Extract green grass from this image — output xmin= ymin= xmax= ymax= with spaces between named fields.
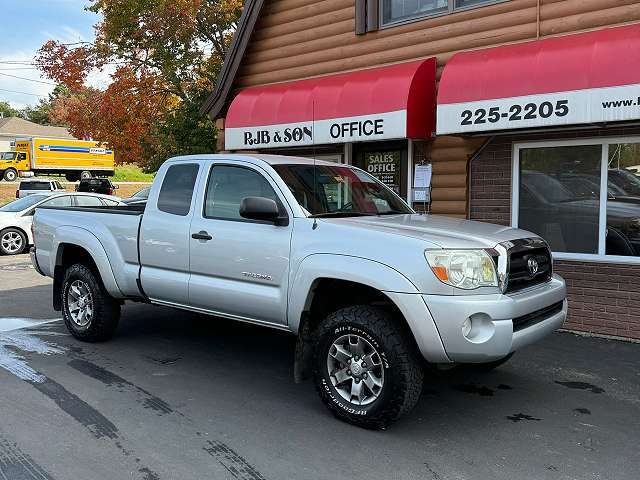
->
xmin=112 ymin=164 xmax=155 ymax=182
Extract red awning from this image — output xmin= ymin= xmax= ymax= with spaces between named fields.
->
xmin=225 ymin=59 xmax=436 ymax=150
xmin=437 ymin=24 xmax=640 ymax=135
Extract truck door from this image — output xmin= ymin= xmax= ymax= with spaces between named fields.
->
xmin=139 ymin=162 xmax=201 ymax=305
xmin=188 ymin=161 xmax=293 ymax=326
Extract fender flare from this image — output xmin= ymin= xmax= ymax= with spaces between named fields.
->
xmin=288 ymin=254 xmax=419 ymax=334
xmin=51 ymin=226 xmax=123 ymax=299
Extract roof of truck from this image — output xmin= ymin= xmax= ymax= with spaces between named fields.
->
xmin=166 ymin=154 xmax=340 ymax=167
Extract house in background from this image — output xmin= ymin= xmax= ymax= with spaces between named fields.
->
xmin=0 ymin=117 xmax=73 ymax=152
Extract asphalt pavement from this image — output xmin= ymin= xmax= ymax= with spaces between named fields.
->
xmin=0 ymin=253 xmax=639 ymax=480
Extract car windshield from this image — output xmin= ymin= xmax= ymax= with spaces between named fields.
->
xmin=0 ymin=152 xmax=17 ymax=160
xmin=0 ymin=195 xmax=47 ymax=212
xmin=273 ymin=164 xmax=413 ymax=217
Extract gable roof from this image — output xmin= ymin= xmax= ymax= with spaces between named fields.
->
xmin=0 ymin=117 xmax=74 ymax=139
xmin=200 ymin=0 xmax=265 ymax=119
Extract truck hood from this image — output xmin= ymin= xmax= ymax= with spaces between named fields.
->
xmin=323 ymin=214 xmax=536 ymax=249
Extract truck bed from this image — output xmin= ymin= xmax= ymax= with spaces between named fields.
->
xmin=33 ymin=204 xmax=145 ymax=298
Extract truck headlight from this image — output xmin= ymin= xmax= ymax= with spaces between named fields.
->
xmin=425 ymin=249 xmax=498 ymax=290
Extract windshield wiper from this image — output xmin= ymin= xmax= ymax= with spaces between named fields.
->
xmin=309 ymin=212 xmax=374 ymax=218
xmin=377 ymin=210 xmax=408 ymax=216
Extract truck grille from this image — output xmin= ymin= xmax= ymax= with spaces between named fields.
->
xmin=512 ymin=301 xmax=564 ymax=332
xmin=506 ymin=240 xmax=552 ymax=294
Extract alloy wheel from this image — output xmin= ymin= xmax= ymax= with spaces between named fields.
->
xmin=67 ymin=280 xmax=94 ymax=327
xmin=1 ymin=231 xmax=23 ymax=254
xmin=326 ymin=334 xmax=385 ymax=406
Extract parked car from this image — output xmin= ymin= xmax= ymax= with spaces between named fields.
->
xmin=521 ymin=171 xmax=640 ymax=256
xmin=16 ymin=178 xmax=65 ymax=198
xmin=76 ymin=178 xmax=118 ymax=195
xmin=31 ymin=154 xmax=567 ymax=429
xmin=0 ymin=192 xmax=122 ymax=255
xmin=122 ymin=186 xmax=151 ymax=205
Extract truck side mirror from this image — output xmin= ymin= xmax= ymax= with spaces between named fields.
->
xmin=240 ymin=196 xmax=286 ymax=225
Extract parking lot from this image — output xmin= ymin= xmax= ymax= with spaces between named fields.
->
xmin=1 ymin=253 xmax=639 ymax=480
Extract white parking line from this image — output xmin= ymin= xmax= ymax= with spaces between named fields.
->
xmin=0 ymin=318 xmax=61 ymax=333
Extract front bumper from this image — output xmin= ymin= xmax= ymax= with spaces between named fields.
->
xmin=422 ymin=275 xmax=567 ymax=363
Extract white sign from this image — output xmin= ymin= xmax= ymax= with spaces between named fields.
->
xmin=413 ymin=163 xmax=432 ymax=188
xmin=437 ymin=83 xmax=640 ymax=135
xmin=225 ymin=110 xmax=407 ymax=150
xmin=89 ymin=147 xmax=107 ymax=155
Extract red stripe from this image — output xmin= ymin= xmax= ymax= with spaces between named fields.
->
xmin=438 ymin=23 xmax=640 ymax=105
xmin=226 ymin=59 xmax=436 ymax=139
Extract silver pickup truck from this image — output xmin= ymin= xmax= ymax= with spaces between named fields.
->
xmin=31 ymin=154 xmax=567 ymax=429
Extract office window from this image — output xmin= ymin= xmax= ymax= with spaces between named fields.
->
xmin=381 ymin=0 xmax=504 ymax=26
xmin=513 ymin=140 xmax=640 ymax=261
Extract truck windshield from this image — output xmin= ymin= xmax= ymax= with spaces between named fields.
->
xmin=273 ymin=164 xmax=413 ymax=217
xmin=0 ymin=152 xmax=17 ymax=160
xmin=0 ymin=195 xmax=47 ymax=212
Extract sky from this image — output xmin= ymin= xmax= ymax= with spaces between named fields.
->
xmin=0 ymin=0 xmax=110 ymax=110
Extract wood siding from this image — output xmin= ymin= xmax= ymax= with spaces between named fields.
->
xmin=230 ymin=0 xmax=640 ymax=215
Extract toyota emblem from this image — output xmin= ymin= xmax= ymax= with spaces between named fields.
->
xmin=527 ymin=257 xmax=539 ymax=276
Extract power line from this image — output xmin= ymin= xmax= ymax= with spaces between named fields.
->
xmin=0 ymin=88 xmax=46 ymax=97
xmin=0 ymin=72 xmax=56 ymax=85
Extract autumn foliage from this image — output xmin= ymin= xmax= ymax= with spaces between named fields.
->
xmin=36 ymin=0 xmax=243 ymax=168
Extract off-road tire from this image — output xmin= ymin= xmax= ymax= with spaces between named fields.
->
xmin=62 ymin=264 xmax=120 ymax=342
xmin=0 ymin=228 xmax=27 ymax=255
xmin=313 ymin=305 xmax=424 ymax=429
xmin=3 ymin=168 xmax=17 ymax=182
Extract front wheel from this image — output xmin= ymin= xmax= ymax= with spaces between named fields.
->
xmin=3 ymin=168 xmax=17 ymax=182
xmin=0 ymin=228 xmax=26 ymax=255
xmin=62 ymin=264 xmax=120 ymax=342
xmin=313 ymin=305 xmax=424 ymax=429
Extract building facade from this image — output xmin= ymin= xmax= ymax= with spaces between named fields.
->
xmin=203 ymin=0 xmax=640 ymax=340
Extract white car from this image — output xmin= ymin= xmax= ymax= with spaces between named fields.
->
xmin=0 ymin=193 xmax=122 ymax=255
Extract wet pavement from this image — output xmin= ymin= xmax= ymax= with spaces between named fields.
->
xmin=1 ymin=253 xmax=639 ymax=480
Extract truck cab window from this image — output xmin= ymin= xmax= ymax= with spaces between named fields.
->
xmin=157 ymin=163 xmax=199 ymax=216
xmin=204 ymin=166 xmax=281 ymax=220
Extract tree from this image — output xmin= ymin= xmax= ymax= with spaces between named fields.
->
xmin=35 ymin=0 xmax=243 ymax=169
xmin=0 ymin=101 xmax=20 ymax=119
xmin=22 ymin=85 xmax=70 ymax=125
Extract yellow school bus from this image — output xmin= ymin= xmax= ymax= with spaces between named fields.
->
xmin=0 ymin=137 xmax=115 ymax=182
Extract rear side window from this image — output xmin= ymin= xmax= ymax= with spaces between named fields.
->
xmin=75 ymin=196 xmax=104 ymax=207
xmin=157 ymin=164 xmax=199 ymax=216
xmin=42 ymin=195 xmax=72 ymax=207
xmin=21 ymin=182 xmax=51 ymax=191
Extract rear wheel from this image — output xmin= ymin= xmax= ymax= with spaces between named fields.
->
xmin=80 ymin=171 xmax=92 ymax=180
xmin=62 ymin=264 xmax=120 ymax=342
xmin=3 ymin=168 xmax=17 ymax=182
xmin=313 ymin=305 xmax=424 ymax=429
xmin=0 ymin=228 xmax=26 ymax=255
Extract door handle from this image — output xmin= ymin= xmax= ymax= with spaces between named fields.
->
xmin=192 ymin=231 xmax=213 ymax=241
